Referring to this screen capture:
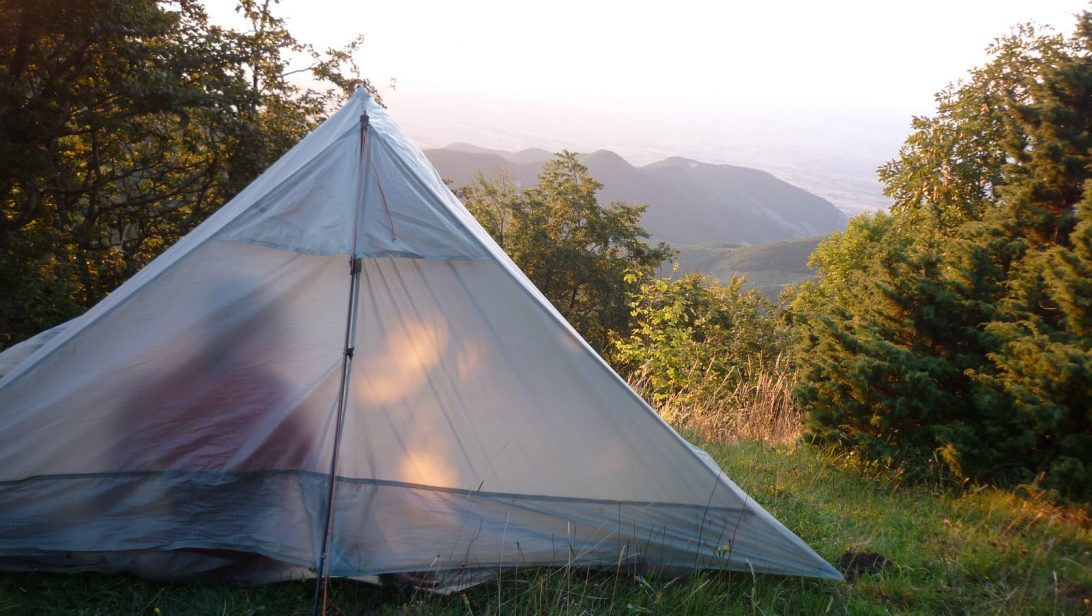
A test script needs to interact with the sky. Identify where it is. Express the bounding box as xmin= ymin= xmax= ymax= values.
xmin=206 ymin=0 xmax=1089 ymax=213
